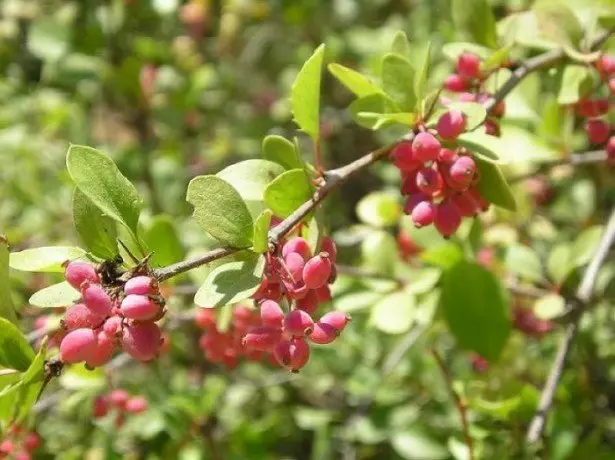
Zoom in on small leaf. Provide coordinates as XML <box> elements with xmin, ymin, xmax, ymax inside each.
<box><xmin>505</xmin><ymin>244</ymin><xmax>544</xmax><ymax>282</ymax></box>
<box><xmin>252</xmin><ymin>210</ymin><xmax>272</xmax><ymax>254</ymax></box>
<box><xmin>0</xmin><ymin>237</ymin><xmax>17</xmax><ymax>323</ymax></box>
<box><xmin>303</xmin><ymin>214</ymin><xmax>324</xmax><ymax>256</ymax></box>
<box><xmin>349</xmin><ymin>93</ymin><xmax>398</xmax><ymax>130</ymax></box>
<box><xmin>572</xmin><ymin>225</ymin><xmax>604</xmax><ymax>268</ymax></box>
<box><xmin>186</xmin><ymin>175</ymin><xmax>254</xmax><ymax>248</ymax></box>
<box><xmin>381</xmin><ymin>53</ymin><xmax>416</xmax><ymax>111</ymax></box>
<box><xmin>534</xmin><ymin>293</ymin><xmax>566</xmax><ymax>320</ymax></box>
<box><xmin>356</xmin><ymin>192</ymin><xmax>402</xmax><ymax>228</ymax></box>
<box><xmin>481</xmin><ymin>45</ymin><xmax>513</xmax><ymax>71</ymax></box>
<box><xmin>361</xmin><ymin>230</ymin><xmax>400</xmax><ymax>276</ymax></box>
<box><xmin>557</xmin><ymin>65</ymin><xmax>593</xmax><ymax>105</ymax></box>
<box><xmin>72</xmin><ymin>188</ymin><xmax>118</xmax><ymax>260</ymax></box>
<box><xmin>29</xmin><ymin>281</ymin><xmax>81</xmax><ymax>308</ymax></box>
<box><xmin>27</xmin><ymin>17</ymin><xmax>70</xmax><ymax>61</ymax></box>
<box><xmin>440</xmin><ymin>261</ymin><xmax>510</xmax><ymax>361</ymax></box>
<box><xmin>452</xmin><ymin>0</ymin><xmax>498</xmax><ymax>48</ymax></box>
<box><xmin>0</xmin><ymin>318</ymin><xmax>34</xmax><ymax>372</ymax></box>
<box><xmin>66</xmin><ymin>145</ymin><xmax>142</xmax><ymax>236</ymax></box>
<box><xmin>142</xmin><ymin>215</ymin><xmax>185</xmax><ymax>267</ymax></box>
<box><xmin>195</xmin><ymin>252</ymin><xmax>266</xmax><ymax>308</ymax></box>
<box><xmin>10</xmin><ymin>247</ymin><xmax>86</xmax><ymax>273</ymax></box>
<box><xmin>291</xmin><ymin>44</ymin><xmax>326</xmax><ymax>141</ymax></box>
<box><xmin>391</xmin><ymin>430</ymin><xmax>449</xmax><ymax>460</ymax></box>
<box><xmin>327</xmin><ymin>64</ymin><xmax>384</xmax><ymax>98</ymax></box>
<box><xmin>264</xmin><ymin>169</ymin><xmax>313</xmax><ymax>219</ymax></box>
<box><xmin>370</xmin><ymin>290</ymin><xmax>416</xmax><ymax>334</ymax></box>
<box><xmin>474</xmin><ymin>157</ymin><xmax>517</xmax><ymax>212</ymax></box>
<box><xmin>547</xmin><ymin>244</ymin><xmax>573</xmax><ymax>284</ymax></box>
<box><xmin>420</xmin><ymin>242</ymin><xmax>465</xmax><ymax>269</ymax></box>
<box><xmin>262</xmin><ymin>135</ymin><xmax>303</xmax><ymax>170</ymax></box>
<box><xmin>414</xmin><ymin>42</ymin><xmax>432</xmax><ymax>107</ymax></box>
<box><xmin>456</xmin><ymin>131</ymin><xmax>502</xmax><ymax>163</ymax></box>
<box><xmin>391</xmin><ymin>31</ymin><xmax>411</xmax><ymax>56</ymax></box>
<box><xmin>356</xmin><ymin>111</ymin><xmax>416</xmax><ymax>130</ymax></box>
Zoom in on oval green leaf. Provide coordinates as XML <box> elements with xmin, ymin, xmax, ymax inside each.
<box><xmin>29</xmin><ymin>281</ymin><xmax>80</xmax><ymax>308</ymax></box>
<box><xmin>72</xmin><ymin>188</ymin><xmax>118</xmax><ymax>260</ymax></box>
<box><xmin>474</xmin><ymin>157</ymin><xmax>517</xmax><ymax>212</ymax></box>
<box><xmin>0</xmin><ymin>318</ymin><xmax>35</xmax><ymax>372</ymax></box>
<box><xmin>291</xmin><ymin>44</ymin><xmax>325</xmax><ymax>141</ymax></box>
<box><xmin>10</xmin><ymin>246</ymin><xmax>86</xmax><ymax>273</ymax></box>
<box><xmin>264</xmin><ymin>169</ymin><xmax>313</xmax><ymax>219</ymax></box>
<box><xmin>262</xmin><ymin>135</ymin><xmax>303</xmax><ymax>171</ymax></box>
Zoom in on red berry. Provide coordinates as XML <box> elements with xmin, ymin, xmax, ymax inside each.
<box><xmin>60</xmin><ymin>328</ymin><xmax>97</xmax><ymax>363</ymax></box>
<box><xmin>468</xmin><ymin>187</ymin><xmax>489</xmax><ymax>211</ymax></box>
<box><xmin>284</xmin><ymin>252</ymin><xmax>305</xmax><ymax>284</ymax></box>
<box><xmin>120</xmin><ymin>294</ymin><xmax>160</xmax><ymax>321</ymax></box>
<box><xmin>584</xmin><ymin>119</ymin><xmax>610</xmax><ymax>145</ymax></box>
<box><xmin>93</xmin><ymin>395</ymin><xmax>109</xmax><ymax>418</ymax></box>
<box><xmin>401</xmin><ymin>170</ymin><xmax>419</xmax><ymax>195</ymax></box>
<box><xmin>195</xmin><ymin>308</ymin><xmax>217</xmax><ymax>330</ymax></box>
<box><xmin>471</xmin><ymin>354</ymin><xmax>490</xmax><ymax>373</ymax></box>
<box><xmin>412</xmin><ymin>132</ymin><xmax>441</xmax><ymax>162</ymax></box>
<box><xmin>437</xmin><ymin>148</ymin><xmax>458</xmax><ymax>164</ymax></box>
<box><xmin>456</xmin><ymin>53</ymin><xmax>480</xmax><ymax>79</ymax></box>
<box><xmin>22</xmin><ymin>433</ymin><xmax>40</xmax><ymax>452</ymax></box>
<box><xmin>64</xmin><ymin>261</ymin><xmax>99</xmax><ymax>290</ymax></box>
<box><xmin>103</xmin><ymin>315</ymin><xmax>123</xmax><ymax>336</ymax></box>
<box><xmin>596</xmin><ymin>54</ymin><xmax>615</xmax><ymax>76</ymax></box>
<box><xmin>302</xmin><ymin>254</ymin><xmax>332</xmax><ymax>289</ymax></box>
<box><xmin>242</xmin><ymin>327</ymin><xmax>282</xmax><ymax>351</ymax></box>
<box><xmin>437</xmin><ymin>110</ymin><xmax>466</xmax><ymax>140</ymax></box>
<box><xmin>260</xmin><ymin>300</ymin><xmax>284</xmax><ymax>328</ymax></box>
<box><xmin>121</xmin><ymin>323</ymin><xmax>162</xmax><ymax>362</ymax></box>
<box><xmin>434</xmin><ymin>199</ymin><xmax>462</xmax><ymax>238</ymax></box>
<box><xmin>319</xmin><ymin>311</ymin><xmax>351</xmax><ymax>332</ymax></box>
<box><xmin>607</xmin><ymin>136</ymin><xmax>615</xmax><ymax>163</ymax></box>
<box><xmin>309</xmin><ymin>322</ymin><xmax>338</xmax><ymax>344</ymax></box>
<box><xmin>450</xmin><ymin>192</ymin><xmax>479</xmax><ymax>217</ymax></box>
<box><xmin>320</xmin><ymin>236</ymin><xmax>337</xmax><ymax>262</ymax></box>
<box><xmin>81</xmin><ymin>282</ymin><xmax>113</xmax><ymax>316</ymax></box>
<box><xmin>297</xmin><ymin>289</ymin><xmax>319</xmax><ymax>314</ymax></box>
<box><xmin>390</xmin><ymin>142</ymin><xmax>421</xmax><ymax>171</ymax></box>
<box><xmin>125</xmin><ymin>396</ymin><xmax>148</xmax><ymax>414</ymax></box>
<box><xmin>315</xmin><ymin>285</ymin><xmax>332</xmax><ymax>303</ymax></box>
<box><xmin>403</xmin><ymin>193</ymin><xmax>430</xmax><ymax>215</ymax></box>
<box><xmin>0</xmin><ymin>440</ymin><xmax>13</xmax><ymax>456</ymax></box>
<box><xmin>484</xmin><ymin>119</ymin><xmax>500</xmax><ymax>136</ymax></box>
<box><xmin>110</xmin><ymin>389</ymin><xmax>130</xmax><ymax>409</ymax></box>
<box><xmin>576</xmin><ymin>98</ymin><xmax>609</xmax><ymax>118</ymax></box>
<box><xmin>282</xmin><ymin>237</ymin><xmax>312</xmax><ymax>261</ymax></box>
<box><xmin>411</xmin><ymin>200</ymin><xmax>436</xmax><ymax>228</ymax></box>
<box><xmin>416</xmin><ymin>167</ymin><xmax>444</xmax><ymax>196</ymax></box>
<box><xmin>124</xmin><ymin>276</ymin><xmax>157</xmax><ymax>295</ymax></box>
<box><xmin>609</xmin><ymin>78</ymin><xmax>615</xmax><ymax>95</ymax></box>
<box><xmin>444</xmin><ymin>74</ymin><xmax>468</xmax><ymax>92</ymax></box>
<box><xmin>63</xmin><ymin>303</ymin><xmax>104</xmax><ymax>330</ymax></box>
<box><xmin>448</xmin><ymin>156</ymin><xmax>476</xmax><ymax>189</ymax></box>
<box><xmin>274</xmin><ymin>338</ymin><xmax>310</xmax><ymax>372</ymax></box>
<box><xmin>284</xmin><ymin>310</ymin><xmax>314</xmax><ymax>337</ymax></box>
<box><xmin>86</xmin><ymin>331</ymin><xmax>116</xmax><ymax>368</ymax></box>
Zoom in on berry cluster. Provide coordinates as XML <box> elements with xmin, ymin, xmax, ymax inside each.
<box><xmin>512</xmin><ymin>305</ymin><xmax>553</xmax><ymax>338</ymax></box>
<box><xmin>93</xmin><ymin>389</ymin><xmax>149</xmax><ymax>427</ymax></box>
<box><xmin>59</xmin><ymin>261</ymin><xmax>166</xmax><ymax>367</ymax></box>
<box><xmin>0</xmin><ymin>427</ymin><xmax>40</xmax><ymax>460</ymax></box>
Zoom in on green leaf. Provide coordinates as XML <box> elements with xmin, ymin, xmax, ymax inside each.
<box><xmin>0</xmin><ymin>318</ymin><xmax>34</xmax><ymax>372</ymax></box>
<box><xmin>420</xmin><ymin>242</ymin><xmax>465</xmax><ymax>269</ymax></box>
<box><xmin>381</xmin><ymin>53</ymin><xmax>416</xmax><ymax>111</ymax></box>
<box><xmin>442</xmin><ymin>42</ymin><xmax>492</xmax><ymax>61</ymax></box>
<box><xmin>356</xmin><ymin>112</ymin><xmax>416</xmax><ymax>130</ymax></box>
<box><xmin>547</xmin><ymin>244</ymin><xmax>573</xmax><ymax>284</ymax></box>
<box><xmin>60</xmin><ymin>363</ymin><xmax>105</xmax><ymax>390</ymax></box>
<box><xmin>291</xmin><ymin>44</ymin><xmax>326</xmax><ymax>141</ymax></box>
<box><xmin>557</xmin><ymin>65</ymin><xmax>593</xmax><ymax>105</ymax></box>
<box><xmin>498</xmin><ymin>125</ymin><xmax>560</xmax><ymax>163</ymax></box>
<box><xmin>572</xmin><ymin>225</ymin><xmax>604</xmax><ymax>268</ymax></box>
<box><xmin>456</xmin><ymin>131</ymin><xmax>502</xmax><ymax>163</ymax></box>
<box><xmin>29</xmin><ymin>281</ymin><xmax>81</xmax><ymax>308</ymax></box>
<box><xmin>217</xmin><ymin>159</ymin><xmax>285</xmax><ymax>218</ymax></box>
<box><xmin>391</xmin><ymin>430</ymin><xmax>449</xmax><ymax>460</ymax></box>
<box><xmin>72</xmin><ymin>188</ymin><xmax>118</xmax><ymax>260</ymax></box>
<box><xmin>143</xmin><ymin>215</ymin><xmax>185</xmax><ymax>267</ymax></box>
<box><xmin>27</xmin><ymin>17</ymin><xmax>70</xmax><ymax>61</ymax></box>
<box><xmin>533</xmin><ymin>0</ymin><xmax>583</xmax><ymax>47</ymax></box>
<box><xmin>10</xmin><ymin>246</ymin><xmax>86</xmax><ymax>273</ymax></box>
<box><xmin>0</xmin><ymin>237</ymin><xmax>17</xmax><ymax>323</ymax></box>
<box><xmin>481</xmin><ymin>45</ymin><xmax>513</xmax><ymax>71</ymax></box>
<box><xmin>474</xmin><ymin>157</ymin><xmax>517</xmax><ymax>212</ymax></box>
<box><xmin>302</xmin><ymin>214</ymin><xmax>324</xmax><ymax>256</ymax></box>
<box><xmin>264</xmin><ymin>169</ymin><xmax>313</xmax><ymax>219</ymax></box>
<box><xmin>356</xmin><ymin>192</ymin><xmax>402</xmax><ymax>228</ymax></box>
<box><xmin>414</xmin><ymin>42</ymin><xmax>431</xmax><ymax>107</ymax></box>
<box><xmin>370</xmin><ymin>290</ymin><xmax>416</xmax><ymax>334</ymax></box>
<box><xmin>440</xmin><ymin>261</ymin><xmax>510</xmax><ymax>361</ymax></box>
<box><xmin>391</xmin><ymin>31</ymin><xmax>411</xmax><ymax>56</ymax></box>
<box><xmin>361</xmin><ymin>230</ymin><xmax>400</xmax><ymax>277</ymax></box>
<box><xmin>335</xmin><ymin>291</ymin><xmax>386</xmax><ymax>313</ymax></box>
<box><xmin>505</xmin><ymin>244</ymin><xmax>544</xmax><ymax>283</ymax></box>
<box><xmin>349</xmin><ymin>93</ymin><xmax>398</xmax><ymax>130</ymax></box>
<box><xmin>451</xmin><ymin>0</ymin><xmax>498</xmax><ymax>48</ymax></box>
<box><xmin>534</xmin><ymin>293</ymin><xmax>566</xmax><ymax>320</ymax></box>
<box><xmin>186</xmin><ymin>175</ymin><xmax>254</xmax><ymax>248</ymax></box>
<box><xmin>252</xmin><ymin>210</ymin><xmax>272</xmax><ymax>254</ymax></box>
<box><xmin>262</xmin><ymin>135</ymin><xmax>303</xmax><ymax>171</ymax></box>
<box><xmin>327</xmin><ymin>64</ymin><xmax>384</xmax><ymax>98</ymax></box>
<box><xmin>194</xmin><ymin>252</ymin><xmax>266</xmax><ymax>308</ymax></box>
<box><xmin>66</xmin><ymin>145</ymin><xmax>142</xmax><ymax>236</ymax></box>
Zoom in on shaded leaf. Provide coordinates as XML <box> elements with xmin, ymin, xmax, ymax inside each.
<box><xmin>0</xmin><ymin>318</ymin><xmax>34</xmax><ymax>372</ymax></box>
<box><xmin>452</xmin><ymin>0</ymin><xmax>498</xmax><ymax>48</ymax></box>
<box><xmin>557</xmin><ymin>65</ymin><xmax>593</xmax><ymax>105</ymax></box>
<box><xmin>505</xmin><ymin>244</ymin><xmax>544</xmax><ymax>282</ymax></box>
<box><xmin>381</xmin><ymin>53</ymin><xmax>416</xmax><ymax>111</ymax></box>
<box><xmin>456</xmin><ymin>131</ymin><xmax>502</xmax><ymax>163</ymax></box>
<box><xmin>72</xmin><ymin>188</ymin><xmax>118</xmax><ymax>260</ymax></box>
<box><xmin>262</xmin><ymin>135</ymin><xmax>303</xmax><ymax>171</ymax></box>
<box><xmin>252</xmin><ymin>210</ymin><xmax>272</xmax><ymax>254</ymax></box>
<box><xmin>143</xmin><ymin>215</ymin><xmax>185</xmax><ymax>267</ymax></box>
<box><xmin>474</xmin><ymin>157</ymin><xmax>517</xmax><ymax>212</ymax></box>
<box><xmin>0</xmin><ymin>238</ymin><xmax>17</xmax><ymax>323</ymax></box>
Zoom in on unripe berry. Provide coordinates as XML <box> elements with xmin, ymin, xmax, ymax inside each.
<box><xmin>120</xmin><ymin>294</ymin><xmax>160</xmax><ymax>321</ymax></box>
<box><xmin>456</xmin><ymin>53</ymin><xmax>480</xmax><ymax>79</ymax></box>
<box><xmin>103</xmin><ymin>315</ymin><xmax>123</xmax><ymax>336</ymax></box>
<box><xmin>309</xmin><ymin>322</ymin><xmax>338</xmax><ymax>344</ymax></box>
<box><xmin>444</xmin><ymin>74</ymin><xmax>468</xmax><ymax>92</ymax></box>
<box><xmin>416</xmin><ymin>167</ymin><xmax>443</xmax><ymax>196</ymax></box>
<box><xmin>436</xmin><ymin>110</ymin><xmax>466</xmax><ymax>140</ymax></box>
<box><xmin>434</xmin><ymin>199</ymin><xmax>462</xmax><ymax>238</ymax></box>
<box><xmin>274</xmin><ymin>338</ymin><xmax>310</xmax><ymax>372</ymax></box>
<box><xmin>584</xmin><ymin>119</ymin><xmax>610</xmax><ymax>145</ymax></box>
<box><xmin>411</xmin><ymin>200</ymin><xmax>436</xmax><ymax>228</ymax></box>
<box><xmin>302</xmin><ymin>254</ymin><xmax>332</xmax><ymax>289</ymax></box>
<box><xmin>450</xmin><ymin>192</ymin><xmax>479</xmax><ymax>217</ymax></box>
<box><xmin>86</xmin><ymin>331</ymin><xmax>115</xmax><ymax>368</ymax></box>
<box><xmin>390</xmin><ymin>142</ymin><xmax>421</xmax><ymax>171</ymax></box>
<box><xmin>93</xmin><ymin>395</ymin><xmax>109</xmax><ymax>418</ymax></box>
<box><xmin>260</xmin><ymin>300</ymin><xmax>284</xmax><ymax>328</ymax></box>
<box><xmin>64</xmin><ymin>261</ymin><xmax>99</xmax><ymax>289</ymax></box>
<box><xmin>124</xmin><ymin>276</ymin><xmax>157</xmax><ymax>295</ymax></box>
<box><xmin>448</xmin><ymin>156</ymin><xmax>476</xmax><ymax>189</ymax></box>
<box><xmin>63</xmin><ymin>303</ymin><xmax>104</xmax><ymax>330</ymax></box>
<box><xmin>412</xmin><ymin>132</ymin><xmax>441</xmax><ymax>162</ymax></box>
<box><xmin>125</xmin><ymin>396</ymin><xmax>148</xmax><ymax>414</ymax></box>
<box><xmin>195</xmin><ymin>308</ymin><xmax>217</xmax><ymax>330</ymax></box>
<box><xmin>284</xmin><ymin>252</ymin><xmax>305</xmax><ymax>284</ymax></box>
<box><xmin>81</xmin><ymin>282</ymin><xmax>113</xmax><ymax>316</ymax></box>
<box><xmin>403</xmin><ymin>193</ymin><xmax>430</xmax><ymax>215</ymax></box>
<box><xmin>297</xmin><ymin>289</ymin><xmax>319</xmax><ymax>314</ymax></box>
<box><xmin>576</xmin><ymin>98</ymin><xmax>609</xmax><ymax>118</ymax></box>
<box><xmin>121</xmin><ymin>323</ymin><xmax>162</xmax><ymax>362</ymax></box>
<box><xmin>284</xmin><ymin>309</ymin><xmax>315</xmax><ymax>337</ymax></box>
<box><xmin>60</xmin><ymin>328</ymin><xmax>97</xmax><ymax>363</ymax></box>
<box><xmin>242</xmin><ymin>327</ymin><xmax>282</xmax><ymax>351</ymax></box>
<box><xmin>320</xmin><ymin>236</ymin><xmax>337</xmax><ymax>262</ymax></box>
<box><xmin>22</xmin><ymin>433</ymin><xmax>40</xmax><ymax>452</ymax></box>
<box><xmin>319</xmin><ymin>311</ymin><xmax>351</xmax><ymax>332</ymax></box>
<box><xmin>596</xmin><ymin>54</ymin><xmax>615</xmax><ymax>76</ymax></box>
<box><xmin>282</xmin><ymin>237</ymin><xmax>312</xmax><ymax>261</ymax></box>
<box><xmin>437</xmin><ymin>148</ymin><xmax>458</xmax><ymax>164</ymax></box>
<box><xmin>110</xmin><ymin>389</ymin><xmax>130</xmax><ymax>409</ymax></box>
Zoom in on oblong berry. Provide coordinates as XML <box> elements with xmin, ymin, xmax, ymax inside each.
<box><xmin>444</xmin><ymin>74</ymin><xmax>467</xmax><ymax>92</ymax></box>
<box><xmin>284</xmin><ymin>309</ymin><xmax>314</xmax><ymax>337</ymax></box>
<box><xmin>284</xmin><ymin>252</ymin><xmax>305</xmax><ymax>284</ymax></box>
<box><xmin>448</xmin><ymin>156</ymin><xmax>476</xmax><ymax>189</ymax></box>
<box><xmin>195</xmin><ymin>308</ymin><xmax>217</xmax><ymax>330</ymax></box>
<box><xmin>607</xmin><ymin>136</ymin><xmax>615</xmax><ymax>163</ymax></box>
<box><xmin>93</xmin><ymin>395</ymin><xmax>109</xmax><ymax>418</ymax></box>
<box><xmin>596</xmin><ymin>54</ymin><xmax>615</xmax><ymax>76</ymax></box>
<box><xmin>81</xmin><ymin>282</ymin><xmax>113</xmax><ymax>316</ymax></box>
<box><xmin>86</xmin><ymin>331</ymin><xmax>116</xmax><ymax>368</ymax></box>
<box><xmin>22</xmin><ymin>433</ymin><xmax>40</xmax><ymax>452</ymax></box>
<box><xmin>125</xmin><ymin>396</ymin><xmax>148</xmax><ymax>414</ymax></box>
<box><xmin>416</xmin><ymin>167</ymin><xmax>443</xmax><ymax>196</ymax></box>
<box><xmin>110</xmin><ymin>389</ymin><xmax>130</xmax><ymax>408</ymax></box>
<box><xmin>456</xmin><ymin>53</ymin><xmax>480</xmax><ymax>79</ymax></box>
<box><xmin>401</xmin><ymin>170</ymin><xmax>419</xmax><ymax>195</ymax></box>
<box><xmin>585</xmin><ymin>119</ymin><xmax>610</xmax><ymax>145</ymax></box>
<box><xmin>411</xmin><ymin>200</ymin><xmax>436</xmax><ymax>228</ymax></box>
<box><xmin>309</xmin><ymin>322</ymin><xmax>338</xmax><ymax>344</ymax></box>
<box><xmin>60</xmin><ymin>328</ymin><xmax>97</xmax><ymax>363</ymax></box>
<box><xmin>320</xmin><ymin>236</ymin><xmax>337</xmax><ymax>263</ymax></box>
<box><xmin>434</xmin><ymin>199</ymin><xmax>462</xmax><ymax>238</ymax></box>
<box><xmin>390</xmin><ymin>142</ymin><xmax>421</xmax><ymax>171</ymax></box>
<box><xmin>302</xmin><ymin>254</ymin><xmax>332</xmax><ymax>289</ymax></box>
<box><xmin>63</xmin><ymin>303</ymin><xmax>104</xmax><ymax>330</ymax></box>
<box><xmin>103</xmin><ymin>315</ymin><xmax>123</xmax><ymax>336</ymax></box>
<box><xmin>274</xmin><ymin>338</ymin><xmax>310</xmax><ymax>372</ymax></box>
<box><xmin>450</xmin><ymin>192</ymin><xmax>478</xmax><ymax>217</ymax></box>
<box><xmin>282</xmin><ymin>237</ymin><xmax>312</xmax><ymax>261</ymax></box>
<box><xmin>260</xmin><ymin>300</ymin><xmax>284</xmax><ymax>328</ymax></box>
<box><xmin>297</xmin><ymin>289</ymin><xmax>319</xmax><ymax>314</ymax></box>
<box><xmin>124</xmin><ymin>276</ymin><xmax>157</xmax><ymax>296</ymax></box>
<box><xmin>403</xmin><ymin>193</ymin><xmax>430</xmax><ymax>215</ymax></box>
<box><xmin>436</xmin><ymin>110</ymin><xmax>466</xmax><ymax>140</ymax></box>
<box><xmin>121</xmin><ymin>323</ymin><xmax>162</xmax><ymax>362</ymax></box>
<box><xmin>64</xmin><ymin>261</ymin><xmax>99</xmax><ymax>290</ymax></box>
<box><xmin>319</xmin><ymin>311</ymin><xmax>351</xmax><ymax>332</ymax></box>
<box><xmin>412</xmin><ymin>132</ymin><xmax>441</xmax><ymax>162</ymax></box>
<box><xmin>242</xmin><ymin>327</ymin><xmax>282</xmax><ymax>351</ymax></box>
<box><xmin>120</xmin><ymin>294</ymin><xmax>160</xmax><ymax>321</ymax></box>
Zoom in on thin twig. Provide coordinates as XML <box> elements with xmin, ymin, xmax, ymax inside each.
<box><xmin>526</xmin><ymin>207</ymin><xmax>615</xmax><ymax>444</ymax></box>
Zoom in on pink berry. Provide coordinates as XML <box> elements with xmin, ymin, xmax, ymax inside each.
<box><xmin>319</xmin><ymin>311</ymin><xmax>351</xmax><ymax>332</ymax></box>
<box><xmin>444</xmin><ymin>74</ymin><xmax>468</xmax><ymax>92</ymax></box>
<box><xmin>434</xmin><ymin>199</ymin><xmax>462</xmax><ymax>238</ymax></box>
<box><xmin>596</xmin><ymin>54</ymin><xmax>615</xmax><ymax>76</ymax></box>
<box><xmin>282</xmin><ymin>237</ymin><xmax>312</xmax><ymax>261</ymax></box>
<box><xmin>411</xmin><ymin>200</ymin><xmax>436</xmax><ymax>228</ymax></box>
<box><xmin>22</xmin><ymin>433</ymin><xmax>40</xmax><ymax>452</ymax></box>
<box><xmin>81</xmin><ymin>282</ymin><xmax>113</xmax><ymax>316</ymax></box>
<box><xmin>63</xmin><ymin>303</ymin><xmax>104</xmax><ymax>330</ymax></box>
<box><xmin>34</xmin><ymin>316</ymin><xmax>48</xmax><ymax>330</ymax></box>
<box><xmin>14</xmin><ymin>451</ymin><xmax>30</xmax><ymax>460</ymax></box>
<box><xmin>103</xmin><ymin>315</ymin><xmax>123</xmax><ymax>336</ymax></box>
<box><xmin>60</xmin><ymin>328</ymin><xmax>97</xmax><ymax>363</ymax></box>
<box><xmin>309</xmin><ymin>322</ymin><xmax>338</xmax><ymax>344</ymax></box>
<box><xmin>110</xmin><ymin>389</ymin><xmax>130</xmax><ymax>409</ymax></box>
<box><xmin>242</xmin><ymin>327</ymin><xmax>282</xmax><ymax>351</ymax></box>
<box><xmin>86</xmin><ymin>331</ymin><xmax>116</xmax><ymax>368</ymax></box>
<box><xmin>390</xmin><ymin>142</ymin><xmax>421</xmax><ymax>171</ymax></box>
<box><xmin>450</xmin><ymin>192</ymin><xmax>479</xmax><ymax>217</ymax></box>
<box><xmin>609</xmin><ymin>78</ymin><xmax>615</xmax><ymax>95</ymax></box>
<box><xmin>315</xmin><ymin>285</ymin><xmax>332</xmax><ymax>303</ymax></box>
<box><xmin>93</xmin><ymin>395</ymin><xmax>109</xmax><ymax>418</ymax></box>
<box><xmin>403</xmin><ymin>193</ymin><xmax>430</xmax><ymax>215</ymax></box>
<box><xmin>437</xmin><ymin>110</ymin><xmax>466</xmax><ymax>140</ymax></box>
<box><xmin>469</xmin><ymin>187</ymin><xmax>489</xmax><ymax>211</ymax></box>
<box><xmin>260</xmin><ymin>300</ymin><xmax>284</xmax><ymax>328</ymax></box>
<box><xmin>585</xmin><ymin>119</ymin><xmax>610</xmax><ymax>145</ymax></box>
<box><xmin>458</xmin><ymin>92</ymin><xmax>476</xmax><ymax>102</ymax></box>
<box><xmin>448</xmin><ymin>156</ymin><xmax>476</xmax><ymax>189</ymax></box>
<box><xmin>416</xmin><ymin>167</ymin><xmax>443</xmax><ymax>196</ymax></box>
<box><xmin>320</xmin><ymin>236</ymin><xmax>337</xmax><ymax>262</ymax></box>
<box><xmin>456</xmin><ymin>53</ymin><xmax>480</xmax><ymax>79</ymax></box>
<box><xmin>302</xmin><ymin>254</ymin><xmax>332</xmax><ymax>289</ymax></box>
<box><xmin>607</xmin><ymin>136</ymin><xmax>615</xmax><ymax>163</ymax></box>
<box><xmin>124</xmin><ymin>276</ymin><xmax>157</xmax><ymax>295</ymax></box>
<box><xmin>195</xmin><ymin>308</ymin><xmax>217</xmax><ymax>329</ymax></box>
<box><xmin>284</xmin><ymin>252</ymin><xmax>305</xmax><ymax>284</ymax></box>
<box><xmin>120</xmin><ymin>294</ymin><xmax>160</xmax><ymax>321</ymax></box>
<box><xmin>284</xmin><ymin>309</ymin><xmax>314</xmax><ymax>337</ymax></box>
<box><xmin>274</xmin><ymin>338</ymin><xmax>310</xmax><ymax>372</ymax></box>
<box><xmin>297</xmin><ymin>289</ymin><xmax>319</xmax><ymax>314</ymax></box>
<box><xmin>125</xmin><ymin>396</ymin><xmax>148</xmax><ymax>414</ymax></box>
<box><xmin>437</xmin><ymin>148</ymin><xmax>458</xmax><ymax>164</ymax></box>
<box><xmin>0</xmin><ymin>440</ymin><xmax>13</xmax><ymax>455</ymax></box>
<box><xmin>121</xmin><ymin>323</ymin><xmax>161</xmax><ymax>362</ymax></box>
<box><xmin>412</xmin><ymin>132</ymin><xmax>441</xmax><ymax>162</ymax></box>
<box><xmin>64</xmin><ymin>261</ymin><xmax>99</xmax><ymax>290</ymax></box>
<box><xmin>576</xmin><ymin>98</ymin><xmax>609</xmax><ymax>118</ymax></box>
